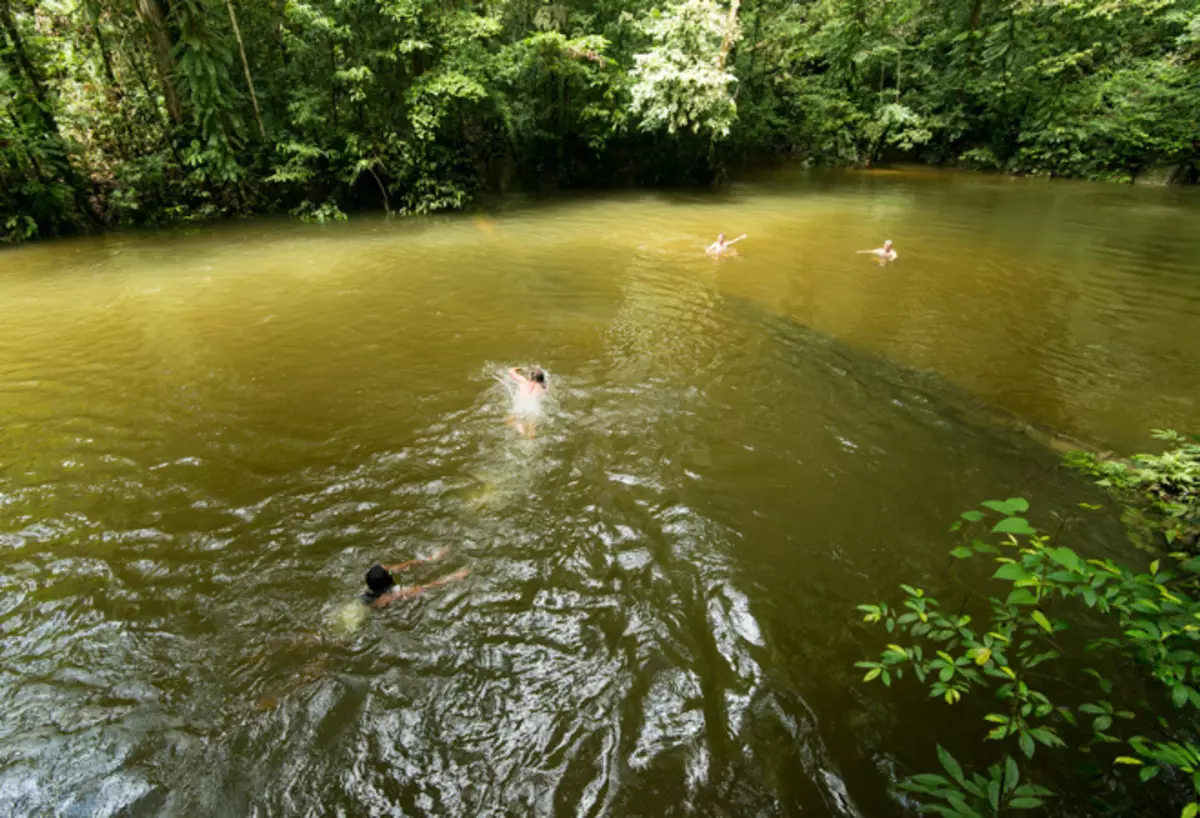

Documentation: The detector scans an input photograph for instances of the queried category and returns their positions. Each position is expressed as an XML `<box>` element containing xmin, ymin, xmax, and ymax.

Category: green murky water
<box><xmin>1</xmin><ymin>169</ymin><xmax>1197</xmax><ymax>816</ymax></box>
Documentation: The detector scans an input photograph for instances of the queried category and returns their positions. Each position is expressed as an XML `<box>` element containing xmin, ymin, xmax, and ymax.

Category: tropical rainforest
<box><xmin>2</xmin><ymin>0</ymin><xmax>1197</xmax><ymax>241</ymax></box>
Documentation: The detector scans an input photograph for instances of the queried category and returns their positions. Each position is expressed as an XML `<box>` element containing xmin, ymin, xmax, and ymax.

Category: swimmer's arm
<box><xmin>370</xmin><ymin>568</ymin><xmax>470</xmax><ymax>608</ymax></box>
<box><xmin>725</xmin><ymin>233</ymin><xmax>747</xmax><ymax>246</ymax></box>
<box><xmin>382</xmin><ymin>548</ymin><xmax>448</xmax><ymax>574</ymax></box>
<box><xmin>508</xmin><ymin>367</ymin><xmax>528</xmax><ymax>383</ymax></box>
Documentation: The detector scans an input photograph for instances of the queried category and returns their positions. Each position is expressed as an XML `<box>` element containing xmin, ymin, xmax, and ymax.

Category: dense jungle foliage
<box><xmin>2</xmin><ymin>0</ymin><xmax>1198</xmax><ymax>241</ymax></box>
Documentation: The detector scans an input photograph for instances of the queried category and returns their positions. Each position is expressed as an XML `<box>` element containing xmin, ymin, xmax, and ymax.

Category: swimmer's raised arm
<box><xmin>857</xmin><ymin>240</ymin><xmax>896</xmax><ymax>259</ymax></box>
<box><xmin>508</xmin><ymin>367</ymin><xmax>528</xmax><ymax>383</ymax></box>
<box><xmin>370</xmin><ymin>568</ymin><xmax>471</xmax><ymax>609</ymax></box>
<box><xmin>725</xmin><ymin>233</ymin><xmax>748</xmax><ymax>246</ymax></box>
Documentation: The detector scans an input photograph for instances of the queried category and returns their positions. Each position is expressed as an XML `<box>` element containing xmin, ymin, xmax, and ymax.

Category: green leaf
<box><xmin>1140</xmin><ymin>765</ymin><xmax>1160</xmax><ymax>782</ymax></box>
<box><xmin>1006</xmin><ymin>589</ymin><xmax>1038</xmax><ymax>606</ymax></box>
<box><xmin>1009</xmin><ymin>797</ymin><xmax>1044</xmax><ymax>809</ymax></box>
<box><xmin>994</xmin><ymin>563</ymin><xmax>1030</xmax><ymax>582</ymax></box>
<box><xmin>1031</xmin><ymin>611</ymin><xmax>1052</xmax><ymax>633</ymax></box>
<box><xmin>1004</xmin><ymin>756</ymin><xmax>1020</xmax><ymax>794</ymax></box>
<box><xmin>992</xmin><ymin>517</ymin><xmax>1037</xmax><ymax>536</ymax></box>
<box><xmin>1173</xmin><ymin>685</ymin><xmax>1188</xmax><ymax>709</ymax></box>
<box><xmin>961</xmin><ymin>510</ymin><xmax>986</xmax><ymax>522</ymax></box>
<box><xmin>982</xmin><ymin>498</ymin><xmax>1029</xmax><ymax>515</ymax></box>
<box><xmin>938</xmin><ymin>745</ymin><xmax>965</xmax><ymax>786</ymax></box>
<box><xmin>1114</xmin><ymin>756</ymin><xmax>1144</xmax><ymax>765</ymax></box>
<box><xmin>1184</xmin><ymin>804</ymin><xmax>1199</xmax><ymax>818</ymax></box>
<box><xmin>987</xmin><ymin>778</ymin><xmax>1000</xmax><ymax>813</ymax></box>
<box><xmin>1019</xmin><ymin>732</ymin><xmax>1035</xmax><ymax>759</ymax></box>
<box><xmin>1093</xmin><ymin>715</ymin><xmax>1112</xmax><ymax>732</ymax></box>
<box><xmin>908</xmin><ymin>773</ymin><xmax>951</xmax><ymax>789</ymax></box>
<box><xmin>950</xmin><ymin>546</ymin><xmax>974</xmax><ymax>559</ymax></box>
<box><xmin>1031</xmin><ymin>727</ymin><xmax>1064</xmax><ymax>748</ymax></box>
<box><xmin>1047</xmin><ymin>547</ymin><xmax>1083</xmax><ymax>573</ymax></box>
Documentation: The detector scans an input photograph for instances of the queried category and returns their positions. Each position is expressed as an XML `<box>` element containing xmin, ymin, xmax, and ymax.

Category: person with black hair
<box><xmin>506</xmin><ymin>366</ymin><xmax>547</xmax><ymax>438</ymax></box>
<box><xmin>361</xmin><ymin>548</ymin><xmax>469</xmax><ymax>609</ymax></box>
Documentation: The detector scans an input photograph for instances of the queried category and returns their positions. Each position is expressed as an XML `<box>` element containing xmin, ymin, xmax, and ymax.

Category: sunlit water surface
<box><xmin>1</xmin><ymin>169</ymin><xmax>1197</xmax><ymax>816</ymax></box>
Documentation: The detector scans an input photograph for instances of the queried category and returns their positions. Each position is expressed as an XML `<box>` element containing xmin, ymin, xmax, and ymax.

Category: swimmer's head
<box><xmin>365</xmin><ymin>564</ymin><xmax>394</xmax><ymax>597</ymax></box>
<box><xmin>717</xmin><ymin>233</ymin><xmax>726</xmax><ymax>242</ymax></box>
<box><xmin>530</xmin><ymin>368</ymin><xmax>546</xmax><ymax>384</ymax></box>
<box><xmin>883</xmin><ymin>240</ymin><xmax>893</xmax><ymax>249</ymax></box>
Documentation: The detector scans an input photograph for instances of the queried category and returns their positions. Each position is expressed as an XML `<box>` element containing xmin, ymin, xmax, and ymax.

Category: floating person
<box><xmin>362</xmin><ymin>548</ymin><xmax>469</xmax><ymax>609</ymax></box>
<box><xmin>857</xmin><ymin>239</ymin><xmax>898</xmax><ymax>262</ymax></box>
<box><xmin>706</xmin><ymin>232</ymin><xmax>748</xmax><ymax>256</ymax></box>
<box><xmin>506</xmin><ymin>366</ymin><xmax>547</xmax><ymax>438</ymax></box>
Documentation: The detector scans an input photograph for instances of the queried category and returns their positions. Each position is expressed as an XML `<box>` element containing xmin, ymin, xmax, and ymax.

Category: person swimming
<box><xmin>857</xmin><ymin>239</ymin><xmax>898</xmax><ymax>262</ymax></box>
<box><xmin>507</xmin><ymin>366</ymin><xmax>547</xmax><ymax>437</ymax></box>
<box><xmin>361</xmin><ymin>548</ymin><xmax>469</xmax><ymax>609</ymax></box>
<box><xmin>706</xmin><ymin>232</ymin><xmax>748</xmax><ymax>256</ymax></box>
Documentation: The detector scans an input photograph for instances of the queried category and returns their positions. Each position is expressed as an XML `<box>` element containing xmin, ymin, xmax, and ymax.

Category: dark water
<box><xmin>0</xmin><ymin>169</ymin><xmax>1197</xmax><ymax>816</ymax></box>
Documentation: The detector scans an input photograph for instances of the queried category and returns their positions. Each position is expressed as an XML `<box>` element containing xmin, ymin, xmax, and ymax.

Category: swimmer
<box><xmin>857</xmin><ymin>239</ymin><xmax>898</xmax><ymax>262</ymax></box>
<box><xmin>706</xmin><ymin>232</ymin><xmax>748</xmax><ymax>256</ymax></box>
<box><xmin>506</xmin><ymin>366</ymin><xmax>547</xmax><ymax>438</ymax></box>
<box><xmin>361</xmin><ymin>548</ymin><xmax>469</xmax><ymax>609</ymax></box>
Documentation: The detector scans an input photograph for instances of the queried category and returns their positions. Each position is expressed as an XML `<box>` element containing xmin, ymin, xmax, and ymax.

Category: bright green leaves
<box><xmin>983</xmin><ymin>498</ymin><xmax>1030</xmax><ymax>516</ymax></box>
<box><xmin>854</xmin><ymin>661</ymin><xmax>883</xmax><ymax>683</ymax></box>
<box><xmin>629</xmin><ymin>0</ymin><xmax>740</xmax><ymax>137</ymax></box>
<box><xmin>859</xmin><ymin>482</ymin><xmax>1200</xmax><ymax>818</ymax></box>
<box><xmin>992</xmin><ymin>517</ymin><xmax>1038</xmax><ymax>536</ymax></box>
<box><xmin>992</xmin><ymin>562</ymin><xmax>1028</xmax><ymax>582</ymax></box>
<box><xmin>1047</xmin><ymin>547</ymin><xmax>1084</xmax><ymax>573</ymax></box>
<box><xmin>1005</xmin><ymin>589</ymin><xmax>1038</xmax><ymax>606</ymax></box>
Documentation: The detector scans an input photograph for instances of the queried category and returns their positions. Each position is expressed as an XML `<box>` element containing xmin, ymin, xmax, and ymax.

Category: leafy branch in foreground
<box><xmin>1066</xmin><ymin>430</ymin><xmax>1200</xmax><ymax>553</ymax></box>
<box><xmin>856</xmin><ymin>493</ymin><xmax>1200</xmax><ymax>817</ymax></box>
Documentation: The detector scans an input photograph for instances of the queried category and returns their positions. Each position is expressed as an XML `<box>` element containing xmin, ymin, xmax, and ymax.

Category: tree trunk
<box><xmin>717</xmin><ymin>0</ymin><xmax>741</xmax><ymax>71</ymax></box>
<box><xmin>136</xmin><ymin>0</ymin><xmax>182</xmax><ymax>123</ymax></box>
<box><xmin>329</xmin><ymin>39</ymin><xmax>339</xmax><ymax>130</ymax></box>
<box><xmin>970</xmin><ymin>0</ymin><xmax>984</xmax><ymax>30</ymax></box>
<box><xmin>225</xmin><ymin>0</ymin><xmax>266</xmax><ymax>139</ymax></box>
<box><xmin>87</xmin><ymin>3</ymin><xmax>136</xmax><ymax>156</ymax></box>
<box><xmin>745</xmin><ymin>0</ymin><xmax>761</xmax><ymax>96</ymax></box>
<box><xmin>125</xmin><ymin>33</ymin><xmax>186</xmax><ymax>165</ymax></box>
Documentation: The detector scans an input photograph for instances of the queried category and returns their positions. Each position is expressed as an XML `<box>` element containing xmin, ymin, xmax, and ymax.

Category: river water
<box><xmin>0</xmin><ymin>169</ymin><xmax>1197</xmax><ymax>816</ymax></box>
